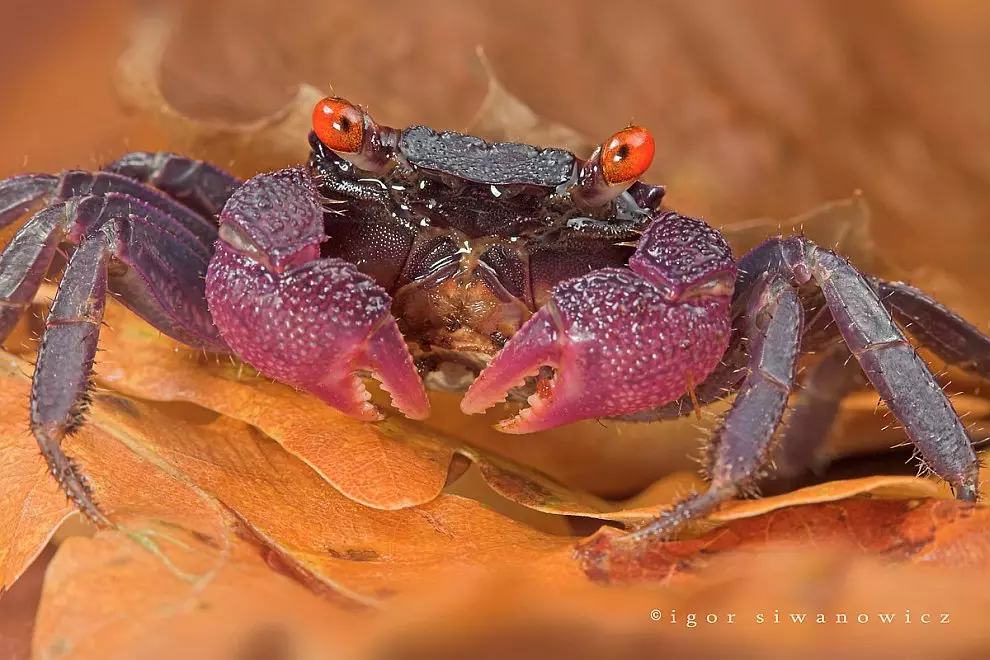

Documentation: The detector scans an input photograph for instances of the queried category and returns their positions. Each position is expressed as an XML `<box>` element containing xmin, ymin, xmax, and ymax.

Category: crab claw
<box><xmin>206</xmin><ymin>167</ymin><xmax>428</xmax><ymax>421</ymax></box>
<box><xmin>460</xmin><ymin>268</ymin><xmax>731</xmax><ymax>433</ymax></box>
<box><xmin>208</xmin><ymin>245</ymin><xmax>429</xmax><ymax>421</ymax></box>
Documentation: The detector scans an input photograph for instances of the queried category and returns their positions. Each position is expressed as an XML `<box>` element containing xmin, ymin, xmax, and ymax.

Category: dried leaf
<box><xmin>577</xmin><ymin>498</ymin><xmax>990</xmax><ymax>586</ymax></box>
<box><xmin>89</xmin><ymin>391</ymin><xmax>578</xmax><ymax>603</ymax></box>
<box><xmin>33</xmin><ymin>528</ymin><xmax>351</xmax><ymax>659</ymax></box>
<box><xmin>116</xmin><ymin>7</ymin><xmax>321</xmax><ymax>177</ymax></box>
<box><xmin>0</xmin><ymin>353</ymin><xmax>75</xmax><ymax>591</ymax></box>
<box><xmin>95</xmin><ymin>301</ymin><xmax>453</xmax><ymax>511</ymax></box>
<box><xmin>353</xmin><ymin>550</ymin><xmax>990</xmax><ymax>660</ymax></box>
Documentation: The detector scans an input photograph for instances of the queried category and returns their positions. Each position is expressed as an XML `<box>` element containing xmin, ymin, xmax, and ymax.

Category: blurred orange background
<box><xmin>5</xmin><ymin>0</ymin><xmax>990</xmax><ymax>301</ymax></box>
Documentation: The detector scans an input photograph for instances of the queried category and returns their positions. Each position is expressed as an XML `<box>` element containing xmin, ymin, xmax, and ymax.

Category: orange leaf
<box><xmin>576</xmin><ymin>498</ymin><xmax>990</xmax><ymax>586</ymax></box>
<box><xmin>0</xmin><ymin>353</ymin><xmax>74</xmax><ymax>591</ymax></box>
<box><xmin>33</xmin><ymin>527</ymin><xmax>352</xmax><ymax>659</ymax></box>
<box><xmin>84</xmin><ymin>392</ymin><xmax>578</xmax><ymax>603</ymax></box>
<box><xmin>354</xmin><ymin>549</ymin><xmax>990</xmax><ymax>660</ymax></box>
<box><xmin>94</xmin><ymin>301</ymin><xmax>453</xmax><ymax>510</ymax></box>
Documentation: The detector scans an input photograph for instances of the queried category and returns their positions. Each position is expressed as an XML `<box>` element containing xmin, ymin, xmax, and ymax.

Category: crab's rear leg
<box><xmin>461</xmin><ymin>212</ymin><xmax>737</xmax><ymax>431</ymax></box>
<box><xmin>205</xmin><ymin>168</ymin><xmax>429</xmax><ymax>421</ymax></box>
<box><xmin>766</xmin><ymin>238</ymin><xmax>979</xmax><ymax>500</ymax></box>
<box><xmin>105</xmin><ymin>152</ymin><xmax>241</xmax><ymax>219</ymax></box>
<box><xmin>25</xmin><ymin>193</ymin><xmax>224</xmax><ymax>523</ymax></box>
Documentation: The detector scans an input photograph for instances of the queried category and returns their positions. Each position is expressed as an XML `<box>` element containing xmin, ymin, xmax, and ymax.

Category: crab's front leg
<box><xmin>205</xmin><ymin>168</ymin><xmax>429</xmax><ymax>421</ymax></box>
<box><xmin>461</xmin><ymin>212</ymin><xmax>737</xmax><ymax>431</ymax></box>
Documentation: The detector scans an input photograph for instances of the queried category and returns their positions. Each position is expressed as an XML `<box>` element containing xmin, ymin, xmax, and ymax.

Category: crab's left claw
<box><xmin>208</xmin><ymin>245</ymin><xmax>429</xmax><ymax>421</ymax></box>
<box><xmin>461</xmin><ymin>268</ymin><xmax>732</xmax><ymax>433</ymax></box>
<box><xmin>206</xmin><ymin>168</ymin><xmax>429</xmax><ymax>422</ymax></box>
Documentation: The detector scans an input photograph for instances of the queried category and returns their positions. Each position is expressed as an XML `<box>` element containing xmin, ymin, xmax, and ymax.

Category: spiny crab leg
<box><xmin>0</xmin><ymin>173</ymin><xmax>58</xmax><ymax>231</ymax></box>
<box><xmin>461</xmin><ymin>212</ymin><xmax>737</xmax><ymax>432</ymax></box>
<box><xmin>624</xmin><ymin>273</ymin><xmax>803</xmax><ymax>540</ymax></box>
<box><xmin>105</xmin><ymin>151</ymin><xmax>241</xmax><ymax>219</ymax></box>
<box><xmin>33</xmin><ymin>231</ymin><xmax>112</xmax><ymax>527</ymax></box>
<box><xmin>205</xmin><ymin>167</ymin><xmax>429</xmax><ymax>421</ymax></box>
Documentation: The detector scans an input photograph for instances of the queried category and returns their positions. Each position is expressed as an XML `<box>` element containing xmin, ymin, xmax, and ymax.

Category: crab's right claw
<box><xmin>460</xmin><ymin>268</ymin><xmax>731</xmax><ymax>433</ymax></box>
<box><xmin>206</xmin><ymin>246</ymin><xmax>429</xmax><ymax>422</ymax></box>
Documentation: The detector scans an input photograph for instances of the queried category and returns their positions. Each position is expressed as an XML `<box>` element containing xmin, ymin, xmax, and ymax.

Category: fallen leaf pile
<box><xmin>2</xmin><ymin>1</ymin><xmax>990</xmax><ymax>658</ymax></box>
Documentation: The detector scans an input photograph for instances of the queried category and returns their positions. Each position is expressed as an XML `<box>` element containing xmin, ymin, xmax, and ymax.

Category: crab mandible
<box><xmin>1</xmin><ymin>96</ymin><xmax>987</xmax><ymax>538</ymax></box>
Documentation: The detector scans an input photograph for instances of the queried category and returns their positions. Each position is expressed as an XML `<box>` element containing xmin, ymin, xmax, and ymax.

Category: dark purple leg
<box><xmin>762</xmin><ymin>237</ymin><xmax>978</xmax><ymax>500</ymax></box>
<box><xmin>25</xmin><ymin>190</ymin><xmax>232</xmax><ymax>523</ymax></box>
<box><xmin>55</xmin><ymin>170</ymin><xmax>219</xmax><ymax>247</ymax></box>
<box><xmin>0</xmin><ymin>174</ymin><xmax>57</xmax><ymax>230</ymax></box>
<box><xmin>771</xmin><ymin>342</ymin><xmax>865</xmax><ymax>478</ymax></box>
<box><xmin>105</xmin><ymin>152</ymin><xmax>241</xmax><ymax>220</ymax></box>
<box><xmin>869</xmin><ymin>277</ymin><xmax>990</xmax><ymax>378</ymax></box>
<box><xmin>624</xmin><ymin>274</ymin><xmax>803</xmax><ymax>540</ymax></box>
<box><xmin>31</xmin><ymin>229</ymin><xmax>111</xmax><ymax>525</ymax></box>
<box><xmin>0</xmin><ymin>204</ymin><xmax>72</xmax><ymax>340</ymax></box>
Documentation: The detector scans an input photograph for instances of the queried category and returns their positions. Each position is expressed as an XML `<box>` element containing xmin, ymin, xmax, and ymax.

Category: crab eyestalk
<box><xmin>569</xmin><ymin>126</ymin><xmax>656</xmax><ymax>209</ymax></box>
<box><xmin>312</xmin><ymin>97</ymin><xmax>399</xmax><ymax>173</ymax></box>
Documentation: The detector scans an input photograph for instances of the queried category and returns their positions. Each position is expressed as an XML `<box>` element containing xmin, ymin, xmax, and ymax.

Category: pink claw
<box><xmin>207</xmin><ymin>244</ymin><xmax>429</xmax><ymax>422</ymax></box>
<box><xmin>461</xmin><ymin>268</ymin><xmax>731</xmax><ymax>433</ymax></box>
<box><xmin>205</xmin><ymin>167</ymin><xmax>428</xmax><ymax>421</ymax></box>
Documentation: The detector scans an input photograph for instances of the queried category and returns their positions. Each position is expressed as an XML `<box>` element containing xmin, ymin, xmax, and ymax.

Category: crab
<box><xmin>1</xmin><ymin>96</ymin><xmax>988</xmax><ymax>538</ymax></box>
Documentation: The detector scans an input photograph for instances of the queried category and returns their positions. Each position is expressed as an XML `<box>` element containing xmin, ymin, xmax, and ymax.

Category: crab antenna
<box><xmin>312</xmin><ymin>97</ymin><xmax>400</xmax><ymax>174</ymax></box>
<box><xmin>569</xmin><ymin>126</ymin><xmax>656</xmax><ymax>209</ymax></box>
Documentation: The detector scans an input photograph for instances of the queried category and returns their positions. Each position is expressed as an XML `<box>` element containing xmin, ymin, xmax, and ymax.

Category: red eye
<box><xmin>600</xmin><ymin>126</ymin><xmax>655</xmax><ymax>185</ymax></box>
<box><xmin>312</xmin><ymin>97</ymin><xmax>365</xmax><ymax>154</ymax></box>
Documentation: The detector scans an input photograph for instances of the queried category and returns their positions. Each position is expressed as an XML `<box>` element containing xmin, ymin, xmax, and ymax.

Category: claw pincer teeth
<box><xmin>207</xmin><ymin>243</ymin><xmax>429</xmax><ymax>421</ymax></box>
<box><xmin>462</xmin><ymin>268</ymin><xmax>732</xmax><ymax>433</ymax></box>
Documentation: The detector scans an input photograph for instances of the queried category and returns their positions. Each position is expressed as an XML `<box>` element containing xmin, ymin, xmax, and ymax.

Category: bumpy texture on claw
<box><xmin>461</xmin><ymin>269</ymin><xmax>732</xmax><ymax>432</ymax></box>
<box><xmin>462</xmin><ymin>211</ymin><xmax>736</xmax><ymax>432</ymax></box>
<box><xmin>206</xmin><ymin>168</ymin><xmax>429</xmax><ymax>421</ymax></box>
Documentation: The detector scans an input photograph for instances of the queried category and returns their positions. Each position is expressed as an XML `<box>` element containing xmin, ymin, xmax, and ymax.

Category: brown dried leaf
<box><xmin>577</xmin><ymin>498</ymin><xmax>990</xmax><ymax>586</ymax></box>
<box><xmin>0</xmin><ymin>353</ymin><xmax>74</xmax><ymax>591</ymax></box>
<box><xmin>353</xmin><ymin>550</ymin><xmax>990</xmax><ymax>660</ymax></box>
<box><xmin>86</xmin><ymin>390</ymin><xmax>579</xmax><ymax>603</ymax></box>
<box><xmin>116</xmin><ymin>7</ymin><xmax>321</xmax><ymax>177</ymax></box>
<box><xmin>33</xmin><ymin>528</ymin><xmax>351</xmax><ymax>659</ymax></box>
<box><xmin>94</xmin><ymin>301</ymin><xmax>453</xmax><ymax>511</ymax></box>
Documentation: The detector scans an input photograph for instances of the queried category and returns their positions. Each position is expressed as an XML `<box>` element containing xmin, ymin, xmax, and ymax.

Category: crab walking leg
<box><xmin>772</xmin><ymin>342</ymin><xmax>865</xmax><ymax>477</ymax></box>
<box><xmin>105</xmin><ymin>152</ymin><xmax>241</xmax><ymax>219</ymax></box>
<box><xmin>868</xmin><ymin>277</ymin><xmax>990</xmax><ymax>378</ymax></box>
<box><xmin>54</xmin><ymin>170</ymin><xmax>220</xmax><ymax>247</ymax></box>
<box><xmin>205</xmin><ymin>168</ymin><xmax>429</xmax><ymax>421</ymax></box>
<box><xmin>624</xmin><ymin>275</ymin><xmax>803</xmax><ymax>541</ymax></box>
<box><xmin>0</xmin><ymin>174</ymin><xmax>58</xmax><ymax>230</ymax></box>
<box><xmin>765</xmin><ymin>237</ymin><xmax>979</xmax><ymax>500</ymax></box>
<box><xmin>0</xmin><ymin>203</ymin><xmax>73</xmax><ymax>341</ymax></box>
<box><xmin>31</xmin><ymin>232</ymin><xmax>111</xmax><ymax>525</ymax></box>
<box><xmin>461</xmin><ymin>212</ymin><xmax>737</xmax><ymax>432</ymax></box>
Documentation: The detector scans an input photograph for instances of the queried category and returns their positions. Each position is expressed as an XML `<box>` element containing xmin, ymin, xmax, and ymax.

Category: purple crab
<box><xmin>1</xmin><ymin>96</ymin><xmax>986</xmax><ymax>538</ymax></box>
